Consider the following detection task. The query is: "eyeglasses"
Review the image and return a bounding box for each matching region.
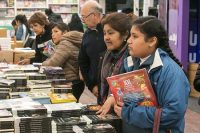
[81,12,94,20]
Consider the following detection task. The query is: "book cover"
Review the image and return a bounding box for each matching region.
[49,93,77,104]
[107,68,157,106]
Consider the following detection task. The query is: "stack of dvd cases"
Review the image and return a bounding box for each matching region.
[52,117,87,133]
[15,115,52,133]
[0,79,15,99]
[40,66,65,80]
[0,117,15,133]
[73,123,117,133]
[44,103,83,118]
[81,114,122,133]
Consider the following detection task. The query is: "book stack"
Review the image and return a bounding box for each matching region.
[15,115,52,133]
[26,73,46,80]
[40,66,65,80]
[0,79,15,99]
[81,114,122,133]
[73,123,117,133]
[52,117,87,133]
[44,103,83,118]
[27,80,52,89]
[11,101,47,117]
[0,117,15,133]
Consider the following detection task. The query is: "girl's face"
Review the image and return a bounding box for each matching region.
[103,24,125,51]
[30,23,44,35]
[128,26,156,58]
[52,27,64,44]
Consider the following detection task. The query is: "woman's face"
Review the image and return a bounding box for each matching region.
[103,24,125,51]
[128,26,153,58]
[52,27,64,44]
[30,23,44,35]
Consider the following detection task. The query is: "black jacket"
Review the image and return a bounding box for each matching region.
[78,24,106,91]
[194,64,200,92]
[30,25,52,63]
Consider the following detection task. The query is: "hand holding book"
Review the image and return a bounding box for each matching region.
[107,68,158,107]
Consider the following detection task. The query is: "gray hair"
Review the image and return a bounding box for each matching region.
[83,0,103,14]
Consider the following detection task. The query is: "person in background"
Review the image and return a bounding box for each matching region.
[15,14,33,41]
[45,8,63,24]
[113,16,190,133]
[96,12,134,112]
[193,65,200,104]
[42,23,85,101]
[11,19,17,36]
[68,13,84,33]
[78,0,106,98]
[18,12,53,65]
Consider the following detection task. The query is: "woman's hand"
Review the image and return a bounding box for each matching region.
[18,59,30,65]
[96,96,115,116]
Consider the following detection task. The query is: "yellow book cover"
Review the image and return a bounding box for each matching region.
[49,93,77,103]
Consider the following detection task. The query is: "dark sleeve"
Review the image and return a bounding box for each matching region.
[78,43,94,91]
[30,43,43,63]
[193,64,200,92]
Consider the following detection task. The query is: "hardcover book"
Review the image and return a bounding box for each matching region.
[107,68,157,106]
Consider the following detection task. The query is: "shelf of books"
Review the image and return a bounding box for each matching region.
[48,0,79,23]
[0,0,15,19]
[16,0,48,18]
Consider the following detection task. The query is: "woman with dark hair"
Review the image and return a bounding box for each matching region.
[42,23,85,102]
[18,12,53,65]
[113,16,190,133]
[15,14,33,41]
[96,12,135,114]
[68,13,84,33]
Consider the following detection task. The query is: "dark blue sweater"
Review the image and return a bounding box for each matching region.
[78,24,106,91]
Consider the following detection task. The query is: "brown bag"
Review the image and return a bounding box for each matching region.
[153,108,171,133]
[153,107,162,133]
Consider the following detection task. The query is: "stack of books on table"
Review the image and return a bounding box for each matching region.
[73,123,117,133]
[15,115,52,133]
[0,79,15,99]
[52,117,87,133]
[44,103,83,118]
[81,114,122,133]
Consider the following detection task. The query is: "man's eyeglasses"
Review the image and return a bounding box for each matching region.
[81,12,94,19]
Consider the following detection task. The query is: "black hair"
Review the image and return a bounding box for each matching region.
[52,23,69,33]
[15,14,32,34]
[45,8,53,16]
[11,19,16,26]
[101,12,134,39]
[68,13,84,32]
[132,16,182,67]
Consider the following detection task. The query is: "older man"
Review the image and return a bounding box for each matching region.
[78,0,106,99]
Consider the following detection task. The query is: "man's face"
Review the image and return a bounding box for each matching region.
[80,7,96,29]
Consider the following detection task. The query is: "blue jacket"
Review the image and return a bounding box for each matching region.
[122,48,190,133]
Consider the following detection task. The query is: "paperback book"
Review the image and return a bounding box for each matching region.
[107,68,157,106]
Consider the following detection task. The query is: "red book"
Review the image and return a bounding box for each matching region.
[107,68,158,106]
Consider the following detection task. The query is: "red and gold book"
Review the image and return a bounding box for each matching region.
[107,68,157,106]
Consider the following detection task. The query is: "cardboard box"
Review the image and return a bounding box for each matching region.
[11,41,23,49]
[0,50,13,63]
[0,28,7,38]
[14,49,35,64]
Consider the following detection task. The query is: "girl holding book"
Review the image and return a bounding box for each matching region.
[114,16,190,133]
